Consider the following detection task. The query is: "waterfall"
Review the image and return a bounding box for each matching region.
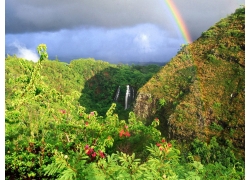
[125,85,130,110]
[124,85,135,110]
[113,86,120,102]
[113,85,135,110]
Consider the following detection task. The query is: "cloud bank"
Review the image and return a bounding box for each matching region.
[6,24,184,63]
[6,0,244,39]
[5,0,244,64]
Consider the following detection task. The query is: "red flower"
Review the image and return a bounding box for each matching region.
[86,148,94,155]
[92,152,96,157]
[168,143,172,147]
[124,131,130,137]
[99,150,105,158]
[156,143,161,147]
[155,118,159,121]
[161,139,166,143]
[85,145,89,150]
[85,122,89,126]
[119,130,125,137]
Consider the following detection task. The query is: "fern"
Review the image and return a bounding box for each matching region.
[58,168,77,180]
[44,151,76,178]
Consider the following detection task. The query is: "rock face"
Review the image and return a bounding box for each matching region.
[133,93,157,122]
[133,7,245,151]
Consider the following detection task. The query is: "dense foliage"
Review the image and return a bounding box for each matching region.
[5,54,244,180]
[6,54,161,119]
[5,6,245,180]
[5,57,244,179]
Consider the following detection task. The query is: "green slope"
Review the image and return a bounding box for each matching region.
[133,7,245,154]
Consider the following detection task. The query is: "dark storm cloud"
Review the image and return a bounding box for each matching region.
[6,0,244,40]
[5,0,244,63]
[6,0,172,34]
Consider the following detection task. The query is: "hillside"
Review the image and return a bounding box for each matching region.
[134,7,245,153]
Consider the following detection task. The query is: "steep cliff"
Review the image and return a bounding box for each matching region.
[133,7,245,151]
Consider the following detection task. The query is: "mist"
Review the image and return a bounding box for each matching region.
[7,42,40,62]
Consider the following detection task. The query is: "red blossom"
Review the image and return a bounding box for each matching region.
[86,150,91,155]
[156,143,161,147]
[159,147,163,151]
[85,145,89,150]
[168,143,172,147]
[124,131,131,137]
[85,122,89,126]
[86,148,94,155]
[92,152,96,157]
[99,150,105,158]
[119,130,125,137]
[161,139,166,143]
[155,118,159,121]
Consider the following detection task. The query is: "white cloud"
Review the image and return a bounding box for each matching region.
[11,42,39,62]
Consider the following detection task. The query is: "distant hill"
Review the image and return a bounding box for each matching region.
[125,61,167,66]
[5,56,162,119]
[133,7,245,153]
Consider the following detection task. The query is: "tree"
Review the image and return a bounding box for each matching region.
[37,44,48,62]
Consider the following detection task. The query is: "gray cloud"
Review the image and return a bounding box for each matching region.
[173,0,245,40]
[5,0,244,63]
[6,24,183,63]
[6,0,171,34]
[6,0,244,40]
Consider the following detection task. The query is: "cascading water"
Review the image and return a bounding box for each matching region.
[125,85,130,110]
[113,85,135,110]
[113,86,120,102]
[124,85,135,110]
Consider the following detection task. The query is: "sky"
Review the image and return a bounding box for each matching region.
[5,0,245,64]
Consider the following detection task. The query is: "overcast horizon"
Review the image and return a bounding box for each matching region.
[5,0,245,64]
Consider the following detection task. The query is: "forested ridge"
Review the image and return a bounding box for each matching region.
[134,6,245,155]
[5,6,245,179]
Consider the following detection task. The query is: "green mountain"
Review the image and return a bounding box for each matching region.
[134,7,245,154]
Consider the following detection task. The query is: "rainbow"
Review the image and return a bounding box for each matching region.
[164,0,192,43]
